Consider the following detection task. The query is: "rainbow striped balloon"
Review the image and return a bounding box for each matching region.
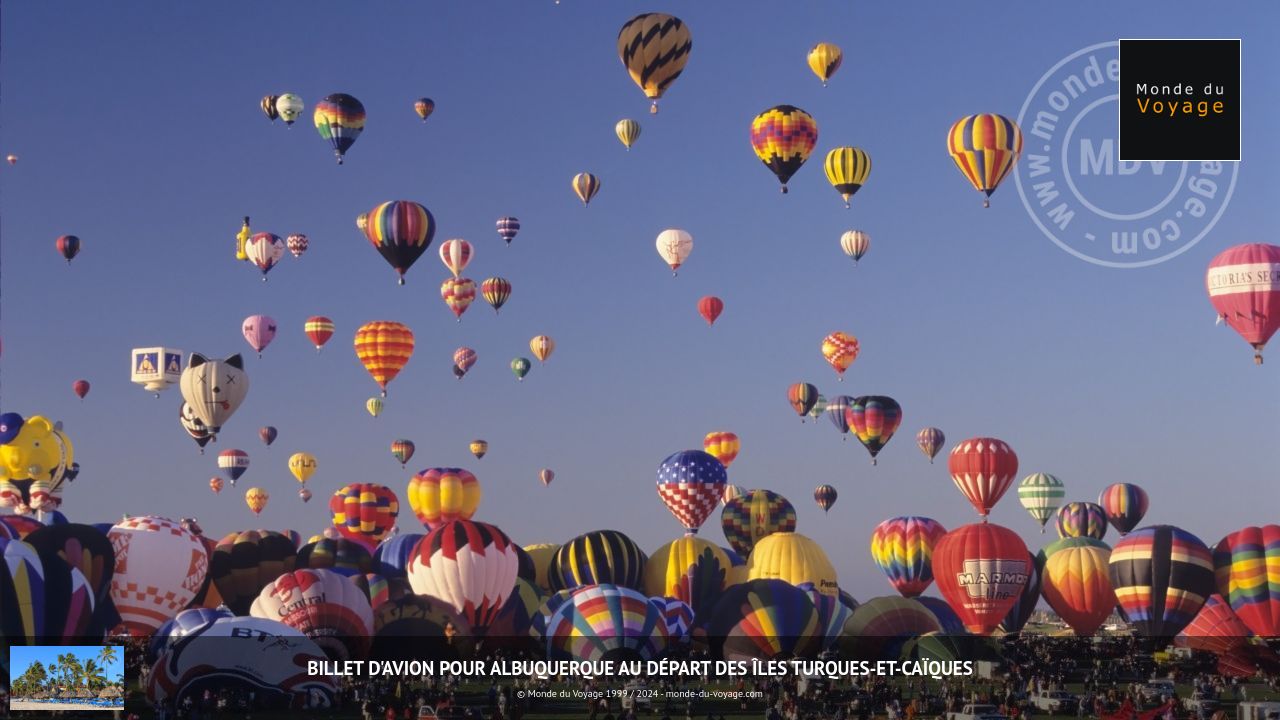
[1098,483,1149,536]
[869,516,947,598]
[1213,525,1280,638]
[1109,525,1214,637]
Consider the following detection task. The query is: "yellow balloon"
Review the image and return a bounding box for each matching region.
[522,542,561,592]
[235,216,251,261]
[469,439,488,459]
[406,468,482,530]
[746,532,839,596]
[288,452,317,484]
[366,397,384,417]
[807,42,843,86]
[644,536,730,600]
[617,13,692,113]
[245,487,269,515]
[615,119,641,150]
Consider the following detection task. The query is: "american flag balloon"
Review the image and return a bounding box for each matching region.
[655,450,727,535]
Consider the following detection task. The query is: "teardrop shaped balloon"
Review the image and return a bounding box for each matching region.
[511,357,531,381]
[288,452,317,484]
[571,173,600,206]
[655,229,693,275]
[820,332,859,380]
[539,469,554,487]
[481,277,512,313]
[366,397,384,418]
[440,278,476,320]
[286,233,308,258]
[304,316,334,351]
[947,114,1023,207]
[414,97,435,122]
[1097,483,1149,536]
[56,235,81,264]
[813,484,837,513]
[1055,501,1108,540]
[530,335,555,363]
[840,230,870,264]
[1017,473,1065,532]
[787,382,818,421]
[616,118,641,149]
[948,437,1019,517]
[299,487,312,503]
[750,105,818,193]
[1039,537,1116,636]
[656,450,726,535]
[390,439,415,468]
[846,396,901,465]
[72,379,90,399]
[697,296,723,326]
[496,217,520,245]
[823,147,871,208]
[209,477,223,494]
[261,94,279,122]
[453,347,476,378]
[241,314,277,357]
[363,201,435,285]
[354,321,414,396]
[469,440,488,459]
[869,516,947,597]
[616,13,691,114]
[313,93,365,164]
[1205,244,1280,364]
[244,233,285,279]
[807,42,842,86]
[259,426,277,446]
[916,427,945,463]
[438,238,473,278]
[245,487,269,515]
[217,449,250,483]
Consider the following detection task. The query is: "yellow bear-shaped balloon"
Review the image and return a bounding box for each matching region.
[0,415,74,483]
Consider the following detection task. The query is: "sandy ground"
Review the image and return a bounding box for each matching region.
[9,700,121,711]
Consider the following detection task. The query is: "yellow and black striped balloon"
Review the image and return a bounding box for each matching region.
[807,43,843,86]
[824,147,872,208]
[617,13,692,113]
[548,529,648,592]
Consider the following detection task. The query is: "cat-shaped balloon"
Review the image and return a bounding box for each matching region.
[179,353,249,437]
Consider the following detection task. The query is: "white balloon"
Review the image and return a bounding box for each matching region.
[656,228,693,274]
[179,353,250,436]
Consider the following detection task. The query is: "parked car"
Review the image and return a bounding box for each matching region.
[1031,691,1078,714]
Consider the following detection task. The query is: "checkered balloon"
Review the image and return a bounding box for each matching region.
[656,450,727,535]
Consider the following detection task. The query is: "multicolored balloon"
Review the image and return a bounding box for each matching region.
[469,440,488,459]
[916,427,945,463]
[847,395,902,465]
[209,476,222,494]
[643,536,730,618]
[548,529,647,592]
[414,97,435,122]
[947,113,1023,207]
[259,426,277,446]
[1039,537,1116,636]
[354,321,414,396]
[244,232,285,280]
[869,516,946,598]
[481,277,512,313]
[1205,244,1280,363]
[313,93,365,164]
[440,277,476,320]
[363,200,435,285]
[1017,473,1065,532]
[453,347,477,378]
[750,105,818,193]
[824,147,871,208]
[720,489,797,558]
[807,42,842,86]
[530,335,555,363]
[572,173,601,206]
[1056,501,1108,540]
[704,579,821,661]
[304,316,334,351]
[656,450,727,535]
[496,217,520,245]
[542,583,670,662]
[406,468,481,531]
[1098,483,1149,536]
[932,522,1030,634]
[787,382,819,421]
[948,437,1019,517]
[1109,525,1215,637]
[249,568,373,660]
[261,95,278,121]
[1213,525,1280,638]
[702,431,739,468]
[438,238,473,278]
[56,235,81,264]
[217,449,250,483]
[390,439,415,468]
[617,13,691,114]
[820,332,859,380]
[813,484,837,513]
[329,483,400,551]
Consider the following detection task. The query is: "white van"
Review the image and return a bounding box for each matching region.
[1237,702,1280,720]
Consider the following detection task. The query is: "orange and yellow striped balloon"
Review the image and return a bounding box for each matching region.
[354,321,414,396]
[530,335,555,363]
[947,114,1023,207]
[407,468,481,531]
[703,431,740,468]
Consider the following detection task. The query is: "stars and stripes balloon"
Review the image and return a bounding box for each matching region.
[948,437,1018,518]
[1098,483,1149,536]
[1017,472,1065,532]
[354,321,414,397]
[750,105,818,193]
[847,395,902,465]
[947,113,1023,207]
[656,450,727,536]
[363,200,435,285]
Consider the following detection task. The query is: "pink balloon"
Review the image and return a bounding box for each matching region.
[242,315,278,356]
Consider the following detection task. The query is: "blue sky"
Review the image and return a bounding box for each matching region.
[1,2,1277,600]
[8,646,123,683]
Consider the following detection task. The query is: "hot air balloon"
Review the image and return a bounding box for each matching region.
[998,551,1045,634]
[824,147,871,208]
[496,216,520,245]
[406,520,519,632]
[1205,244,1280,363]
[469,440,488,459]
[1056,502,1108,540]
[299,487,314,501]
[655,228,693,275]
[813,484,837,513]
[529,335,555,364]
[787,382,819,421]
[616,118,641,149]
[180,402,212,454]
[720,489,797,558]
[1110,525,1215,637]
[807,42,842,86]
[148,607,236,663]
[847,395,901,465]
[414,97,435,121]
[538,468,554,487]
[541,583,670,662]
[869,516,947,598]
[288,452,316,484]
[179,353,250,437]
[809,395,828,421]
[261,94,279,121]
[301,316,334,352]
[406,468,481,531]
[1017,473,1065,532]
[329,483,400,551]
[617,13,691,114]
[440,277,476,320]
[644,536,730,618]
[1097,483,1149,536]
[947,114,1023,207]
[244,232,285,280]
[245,487,269,515]
[276,93,304,125]
[297,537,372,578]
[697,296,723,326]
[656,450,727,535]
[840,230,870,264]
[916,427,945,463]
[56,235,81,264]
[286,233,308,258]
[549,530,647,592]
[23,522,121,635]
[366,397,384,417]
[820,332,859,380]
[481,277,512,313]
[1179,594,1255,655]
[356,213,368,231]
[571,173,600,206]
[0,537,96,641]
[839,596,942,661]
[71,379,90,400]
[250,568,373,660]
[948,437,1019,518]
[259,426,277,446]
[218,449,250,483]
[363,200,435,285]
[6,154,17,165]
[438,238,473,278]
[703,579,821,661]
[209,477,223,494]
[1213,525,1280,638]
[241,315,277,358]
[511,357,531,381]
[824,395,852,437]
[932,522,1030,635]
[453,347,477,379]
[750,105,818,193]
[108,516,208,635]
[702,431,739,467]
[208,529,298,615]
[372,533,425,578]
[1039,537,1116,636]
[354,321,414,396]
[313,93,365,164]
[390,439,415,468]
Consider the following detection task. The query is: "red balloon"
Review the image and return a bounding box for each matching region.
[932,522,1030,635]
[947,437,1018,517]
[697,296,724,326]
[1206,243,1280,364]
[72,380,90,399]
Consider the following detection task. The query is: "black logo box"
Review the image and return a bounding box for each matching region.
[1119,39,1240,162]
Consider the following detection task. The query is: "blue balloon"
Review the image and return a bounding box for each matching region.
[148,607,236,664]
[656,450,727,488]
[0,412,24,444]
[373,533,424,578]
[40,510,68,525]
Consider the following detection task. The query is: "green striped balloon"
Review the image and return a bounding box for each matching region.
[1017,473,1065,532]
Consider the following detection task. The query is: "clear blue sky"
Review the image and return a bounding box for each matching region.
[8,645,123,683]
[2,2,1277,601]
